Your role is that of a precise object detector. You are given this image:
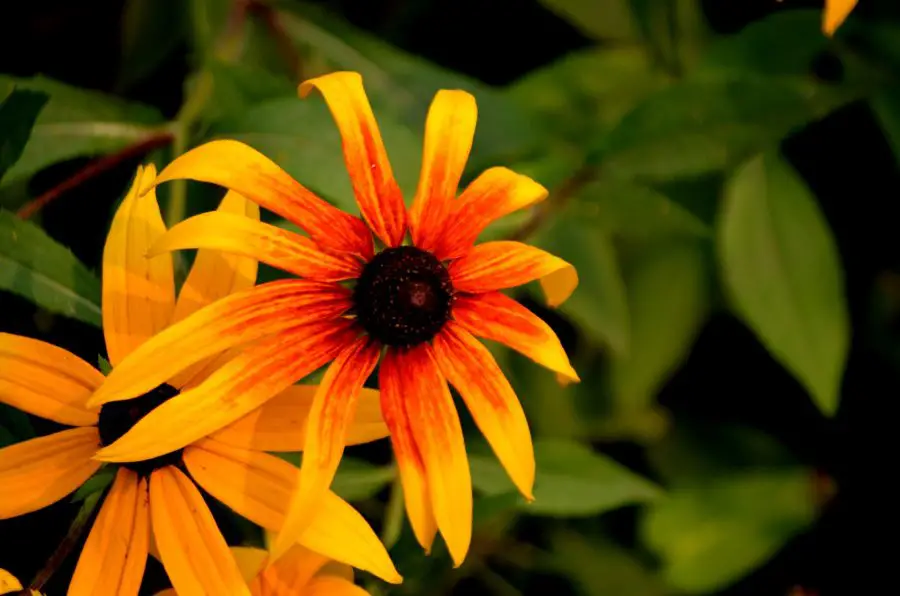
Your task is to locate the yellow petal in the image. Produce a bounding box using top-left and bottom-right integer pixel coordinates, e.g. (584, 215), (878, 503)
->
(229, 546), (268, 583)
(823, 0), (858, 36)
(183, 439), (402, 584)
(256, 544), (329, 593)
(149, 467), (250, 596)
(68, 469), (149, 596)
(0, 427), (101, 519)
(0, 569), (23, 594)
(211, 385), (388, 452)
(103, 164), (176, 366)
(305, 576), (370, 596)
(0, 333), (102, 426)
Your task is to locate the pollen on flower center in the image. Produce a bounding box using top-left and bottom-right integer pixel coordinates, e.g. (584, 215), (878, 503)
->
(353, 246), (453, 347)
(97, 383), (182, 475)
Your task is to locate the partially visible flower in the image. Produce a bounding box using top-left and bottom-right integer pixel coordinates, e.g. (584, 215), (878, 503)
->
(155, 544), (369, 595)
(0, 166), (399, 596)
(0, 569), (42, 595)
(823, 0), (858, 36)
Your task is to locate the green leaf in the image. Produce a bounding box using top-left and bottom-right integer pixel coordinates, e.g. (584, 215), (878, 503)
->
(97, 354), (112, 375)
(0, 89), (49, 182)
(71, 466), (116, 503)
(718, 154), (848, 415)
(201, 61), (295, 126)
(470, 438), (661, 517)
(118, 0), (188, 89)
(630, 0), (710, 72)
(538, 0), (637, 41)
(0, 75), (164, 187)
(0, 210), (102, 326)
(641, 468), (819, 593)
(609, 240), (710, 413)
(0, 402), (35, 447)
(330, 459), (395, 502)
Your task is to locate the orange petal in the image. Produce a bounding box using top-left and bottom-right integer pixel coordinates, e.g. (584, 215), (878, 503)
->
(255, 544), (329, 593)
(183, 439), (402, 583)
(449, 241), (577, 307)
(452, 293), (578, 382)
(172, 190), (260, 323)
(300, 72), (407, 247)
(434, 167), (548, 259)
(0, 333), (102, 426)
(272, 338), (381, 561)
(305, 576), (369, 596)
(408, 89), (477, 251)
(211, 384), (388, 452)
(68, 469), (149, 596)
(87, 280), (351, 407)
(433, 322), (535, 500)
(0, 427), (101, 519)
(150, 212), (362, 283)
(381, 347), (471, 566)
(0, 569), (23, 593)
(823, 0), (858, 36)
(94, 321), (356, 463)
(153, 139), (373, 259)
(149, 467), (250, 596)
(103, 164), (176, 366)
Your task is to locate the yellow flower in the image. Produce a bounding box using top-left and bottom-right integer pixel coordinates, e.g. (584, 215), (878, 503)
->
(0, 166), (400, 596)
(155, 544), (370, 595)
(0, 568), (42, 595)
(85, 71), (578, 567)
(823, 0), (858, 36)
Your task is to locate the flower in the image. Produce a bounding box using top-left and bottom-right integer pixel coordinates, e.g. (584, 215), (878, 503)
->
(86, 71), (579, 566)
(0, 568), (42, 595)
(155, 543), (371, 595)
(823, 0), (858, 36)
(0, 165), (400, 595)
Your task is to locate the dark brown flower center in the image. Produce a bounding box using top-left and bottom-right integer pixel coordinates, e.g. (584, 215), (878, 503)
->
(353, 246), (453, 347)
(97, 383), (182, 476)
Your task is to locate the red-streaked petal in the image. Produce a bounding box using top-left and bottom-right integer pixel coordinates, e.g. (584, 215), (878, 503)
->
(68, 469), (149, 596)
(149, 467), (250, 596)
(434, 167), (548, 260)
(0, 333), (102, 426)
(271, 338), (381, 561)
(0, 427), (101, 519)
(103, 164), (175, 366)
(452, 292), (578, 382)
(409, 90), (477, 251)
(433, 322), (535, 500)
(153, 139), (373, 258)
(87, 280), (351, 408)
(381, 347), (471, 566)
(211, 385), (388, 452)
(449, 241), (577, 307)
(300, 72), (407, 247)
(93, 321), (356, 463)
(150, 212), (362, 283)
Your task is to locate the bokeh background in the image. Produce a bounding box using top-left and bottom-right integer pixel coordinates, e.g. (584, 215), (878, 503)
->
(1, 0), (896, 594)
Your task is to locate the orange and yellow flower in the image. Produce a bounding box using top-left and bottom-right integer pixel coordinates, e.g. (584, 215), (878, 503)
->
(0, 165), (399, 594)
(0, 569), (42, 595)
(86, 71), (579, 566)
(824, 0), (858, 36)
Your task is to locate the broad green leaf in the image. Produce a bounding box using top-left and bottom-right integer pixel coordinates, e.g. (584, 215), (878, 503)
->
(209, 96), (422, 212)
(0, 402), (35, 447)
(71, 466), (116, 503)
(719, 154), (848, 415)
(596, 72), (863, 181)
(118, 0), (188, 89)
(538, 0), (637, 41)
(0, 75), (164, 187)
(630, 0), (709, 72)
(534, 210), (630, 355)
(330, 459), (395, 502)
(470, 438), (661, 517)
(609, 240), (710, 413)
(641, 468), (819, 593)
(201, 60), (295, 126)
(0, 210), (102, 326)
(0, 89), (49, 182)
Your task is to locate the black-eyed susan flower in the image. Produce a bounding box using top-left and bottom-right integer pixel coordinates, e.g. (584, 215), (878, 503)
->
(0, 165), (400, 595)
(824, 0), (858, 36)
(0, 569), (41, 595)
(86, 71), (579, 566)
(155, 543), (371, 596)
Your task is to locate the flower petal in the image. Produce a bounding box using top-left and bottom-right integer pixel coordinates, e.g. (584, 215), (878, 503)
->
(0, 427), (101, 519)
(153, 139), (373, 258)
(409, 90), (477, 252)
(94, 321), (356, 463)
(381, 347), (471, 566)
(300, 72), (407, 247)
(255, 544), (328, 593)
(0, 333), (102, 426)
(1, 569), (23, 593)
(87, 280), (351, 407)
(150, 212), (362, 283)
(433, 322), (535, 500)
(68, 468), (149, 596)
(824, 0), (857, 36)
(449, 241), (577, 307)
(183, 439), (402, 584)
(435, 167), (548, 260)
(230, 547), (268, 582)
(211, 385), (388, 452)
(103, 164), (176, 366)
(305, 576), (369, 596)
(452, 293), (578, 382)
(172, 190), (260, 323)
(149, 467), (250, 596)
